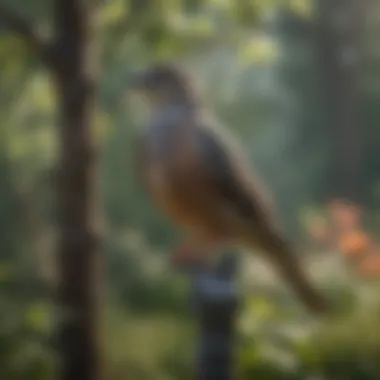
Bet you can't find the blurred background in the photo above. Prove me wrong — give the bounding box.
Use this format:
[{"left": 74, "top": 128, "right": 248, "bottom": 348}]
[{"left": 1, "top": 0, "right": 380, "bottom": 379}]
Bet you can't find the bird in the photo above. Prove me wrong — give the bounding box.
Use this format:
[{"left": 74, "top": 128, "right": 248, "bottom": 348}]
[{"left": 130, "top": 63, "right": 330, "bottom": 315}]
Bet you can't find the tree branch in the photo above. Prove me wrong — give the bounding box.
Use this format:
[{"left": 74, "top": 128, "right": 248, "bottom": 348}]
[{"left": 0, "top": 3, "right": 51, "bottom": 61}]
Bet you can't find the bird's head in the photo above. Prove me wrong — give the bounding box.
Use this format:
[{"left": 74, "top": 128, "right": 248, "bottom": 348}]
[{"left": 129, "top": 63, "right": 201, "bottom": 109}]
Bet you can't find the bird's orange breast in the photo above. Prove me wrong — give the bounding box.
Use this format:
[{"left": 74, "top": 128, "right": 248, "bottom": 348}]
[{"left": 144, "top": 151, "right": 231, "bottom": 239}]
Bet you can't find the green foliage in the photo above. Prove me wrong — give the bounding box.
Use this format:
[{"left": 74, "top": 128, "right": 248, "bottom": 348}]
[
  {"left": 1, "top": 0, "right": 380, "bottom": 379},
  {"left": 0, "top": 294, "right": 53, "bottom": 380},
  {"left": 237, "top": 284, "right": 380, "bottom": 380}
]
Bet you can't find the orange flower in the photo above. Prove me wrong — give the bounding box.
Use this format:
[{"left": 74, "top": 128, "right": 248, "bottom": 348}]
[
  {"left": 359, "top": 254, "right": 380, "bottom": 278},
  {"left": 337, "top": 230, "right": 372, "bottom": 259},
  {"left": 328, "top": 199, "right": 362, "bottom": 233}
]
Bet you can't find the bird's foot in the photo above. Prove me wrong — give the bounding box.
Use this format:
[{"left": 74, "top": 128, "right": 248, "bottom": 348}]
[
  {"left": 170, "top": 237, "right": 229, "bottom": 268},
  {"left": 170, "top": 241, "right": 206, "bottom": 267}
]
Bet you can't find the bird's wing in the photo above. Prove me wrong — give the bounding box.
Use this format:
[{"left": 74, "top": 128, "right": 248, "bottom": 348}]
[{"left": 197, "top": 125, "right": 274, "bottom": 226}]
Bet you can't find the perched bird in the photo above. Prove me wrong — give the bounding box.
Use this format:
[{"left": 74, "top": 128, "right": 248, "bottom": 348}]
[{"left": 131, "top": 63, "right": 329, "bottom": 314}]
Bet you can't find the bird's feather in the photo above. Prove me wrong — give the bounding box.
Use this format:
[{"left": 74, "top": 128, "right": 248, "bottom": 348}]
[{"left": 197, "top": 125, "right": 273, "bottom": 227}]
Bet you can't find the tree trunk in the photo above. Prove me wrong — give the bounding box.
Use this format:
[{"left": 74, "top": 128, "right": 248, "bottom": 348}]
[
  {"left": 315, "top": 0, "right": 365, "bottom": 203},
  {"left": 53, "top": 1, "right": 102, "bottom": 380},
  {"left": 0, "top": 1, "right": 102, "bottom": 379}
]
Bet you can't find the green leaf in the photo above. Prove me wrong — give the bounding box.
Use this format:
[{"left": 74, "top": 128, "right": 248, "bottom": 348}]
[
  {"left": 0, "top": 262, "right": 11, "bottom": 282},
  {"left": 289, "top": 0, "right": 314, "bottom": 18},
  {"left": 239, "top": 36, "right": 279, "bottom": 66},
  {"left": 26, "top": 303, "right": 50, "bottom": 331},
  {"left": 96, "top": 0, "right": 129, "bottom": 28}
]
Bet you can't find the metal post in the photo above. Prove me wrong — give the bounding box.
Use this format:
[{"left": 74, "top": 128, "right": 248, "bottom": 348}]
[{"left": 176, "top": 253, "right": 240, "bottom": 380}]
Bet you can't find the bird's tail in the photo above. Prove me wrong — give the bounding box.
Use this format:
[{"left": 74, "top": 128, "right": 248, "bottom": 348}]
[{"left": 245, "top": 227, "right": 330, "bottom": 315}]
